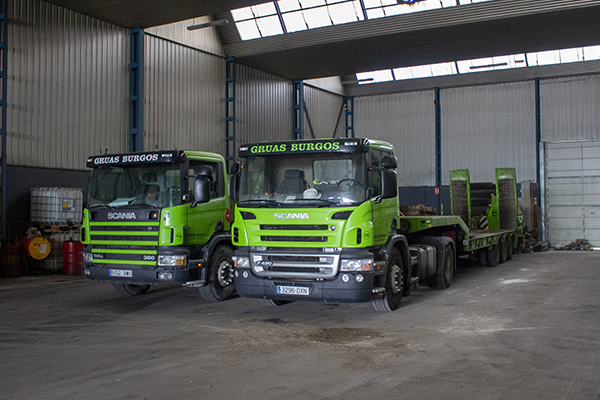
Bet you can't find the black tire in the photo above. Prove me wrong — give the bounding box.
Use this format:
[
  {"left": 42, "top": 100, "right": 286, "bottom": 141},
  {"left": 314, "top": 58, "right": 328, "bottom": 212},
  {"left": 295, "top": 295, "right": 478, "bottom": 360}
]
[
  {"left": 199, "top": 246, "right": 236, "bottom": 302},
  {"left": 499, "top": 239, "right": 508, "bottom": 264},
  {"left": 430, "top": 244, "right": 454, "bottom": 289},
  {"left": 506, "top": 235, "right": 514, "bottom": 261},
  {"left": 259, "top": 298, "right": 290, "bottom": 306},
  {"left": 487, "top": 244, "right": 500, "bottom": 267},
  {"left": 112, "top": 283, "right": 151, "bottom": 296},
  {"left": 372, "top": 247, "right": 404, "bottom": 312},
  {"left": 478, "top": 248, "right": 489, "bottom": 267}
]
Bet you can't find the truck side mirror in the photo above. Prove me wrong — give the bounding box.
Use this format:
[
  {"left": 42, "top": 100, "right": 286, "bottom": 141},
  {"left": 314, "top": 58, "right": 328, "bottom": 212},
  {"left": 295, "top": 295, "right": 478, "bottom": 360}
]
[
  {"left": 382, "top": 155, "right": 398, "bottom": 169},
  {"left": 190, "top": 165, "right": 213, "bottom": 207},
  {"left": 381, "top": 169, "right": 398, "bottom": 199},
  {"left": 191, "top": 178, "right": 210, "bottom": 207}
]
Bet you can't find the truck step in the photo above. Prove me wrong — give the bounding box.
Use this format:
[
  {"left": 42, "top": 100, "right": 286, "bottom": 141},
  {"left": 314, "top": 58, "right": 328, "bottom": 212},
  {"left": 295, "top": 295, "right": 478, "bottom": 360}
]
[{"left": 183, "top": 280, "right": 206, "bottom": 287}]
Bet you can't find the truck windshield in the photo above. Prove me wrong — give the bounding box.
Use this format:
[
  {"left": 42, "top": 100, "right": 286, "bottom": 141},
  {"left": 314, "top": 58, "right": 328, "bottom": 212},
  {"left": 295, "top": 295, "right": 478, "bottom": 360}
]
[
  {"left": 88, "top": 164, "right": 182, "bottom": 208},
  {"left": 238, "top": 152, "right": 366, "bottom": 207}
]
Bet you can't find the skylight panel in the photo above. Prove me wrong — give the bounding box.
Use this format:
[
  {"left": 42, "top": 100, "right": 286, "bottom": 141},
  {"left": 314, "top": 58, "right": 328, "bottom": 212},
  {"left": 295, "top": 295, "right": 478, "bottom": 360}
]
[
  {"left": 303, "top": 6, "right": 333, "bottom": 28},
  {"left": 253, "top": 2, "right": 278, "bottom": 17},
  {"left": 278, "top": 0, "right": 302, "bottom": 12},
  {"left": 282, "top": 11, "right": 308, "bottom": 32},
  {"left": 356, "top": 70, "right": 393, "bottom": 84},
  {"left": 559, "top": 48, "right": 581, "bottom": 63},
  {"left": 235, "top": 20, "right": 262, "bottom": 40},
  {"left": 300, "top": 0, "right": 327, "bottom": 8},
  {"left": 583, "top": 45, "right": 600, "bottom": 61},
  {"left": 256, "top": 15, "right": 285, "bottom": 36},
  {"left": 231, "top": 7, "right": 254, "bottom": 21},
  {"left": 328, "top": 2, "right": 360, "bottom": 24}
]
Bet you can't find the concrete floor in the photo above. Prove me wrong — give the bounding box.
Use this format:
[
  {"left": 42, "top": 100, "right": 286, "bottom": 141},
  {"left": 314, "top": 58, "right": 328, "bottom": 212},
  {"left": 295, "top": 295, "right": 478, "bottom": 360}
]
[{"left": 1, "top": 251, "right": 600, "bottom": 400}]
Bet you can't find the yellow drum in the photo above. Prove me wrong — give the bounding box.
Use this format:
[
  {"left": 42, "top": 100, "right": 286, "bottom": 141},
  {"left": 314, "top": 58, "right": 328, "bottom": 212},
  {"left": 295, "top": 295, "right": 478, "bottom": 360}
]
[{"left": 26, "top": 237, "right": 51, "bottom": 260}]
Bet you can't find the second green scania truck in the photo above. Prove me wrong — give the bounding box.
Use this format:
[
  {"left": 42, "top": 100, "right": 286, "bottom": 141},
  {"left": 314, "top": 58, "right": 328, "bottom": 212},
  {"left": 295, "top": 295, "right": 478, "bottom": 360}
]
[
  {"left": 231, "top": 137, "right": 521, "bottom": 311},
  {"left": 81, "top": 150, "right": 236, "bottom": 301}
]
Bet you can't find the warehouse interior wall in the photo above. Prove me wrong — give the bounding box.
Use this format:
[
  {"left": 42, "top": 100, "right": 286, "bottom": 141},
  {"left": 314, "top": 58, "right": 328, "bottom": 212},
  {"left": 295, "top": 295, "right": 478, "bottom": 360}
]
[{"left": 5, "top": 0, "right": 600, "bottom": 240}]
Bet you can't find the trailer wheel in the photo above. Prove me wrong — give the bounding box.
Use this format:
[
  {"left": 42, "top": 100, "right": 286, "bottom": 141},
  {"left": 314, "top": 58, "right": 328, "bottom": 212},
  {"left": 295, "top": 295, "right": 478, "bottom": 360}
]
[
  {"left": 199, "top": 246, "right": 236, "bottom": 302},
  {"left": 112, "top": 283, "right": 151, "bottom": 296},
  {"left": 487, "top": 244, "right": 500, "bottom": 267},
  {"left": 506, "top": 235, "right": 514, "bottom": 261},
  {"left": 430, "top": 244, "right": 454, "bottom": 289},
  {"left": 499, "top": 239, "right": 508, "bottom": 264},
  {"left": 259, "top": 298, "right": 290, "bottom": 306},
  {"left": 372, "top": 247, "right": 404, "bottom": 312},
  {"left": 478, "top": 248, "right": 489, "bottom": 267}
]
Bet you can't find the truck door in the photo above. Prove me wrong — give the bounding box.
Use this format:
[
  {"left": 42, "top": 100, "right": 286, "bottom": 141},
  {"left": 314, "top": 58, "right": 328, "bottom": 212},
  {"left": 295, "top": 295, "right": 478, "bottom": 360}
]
[
  {"left": 370, "top": 148, "right": 398, "bottom": 246},
  {"left": 187, "top": 160, "right": 228, "bottom": 245}
]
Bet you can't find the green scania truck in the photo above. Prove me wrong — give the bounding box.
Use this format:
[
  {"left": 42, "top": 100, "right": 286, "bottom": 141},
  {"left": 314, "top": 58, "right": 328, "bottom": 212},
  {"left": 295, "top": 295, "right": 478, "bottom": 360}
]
[
  {"left": 81, "top": 150, "right": 236, "bottom": 301},
  {"left": 231, "top": 137, "right": 521, "bottom": 311}
]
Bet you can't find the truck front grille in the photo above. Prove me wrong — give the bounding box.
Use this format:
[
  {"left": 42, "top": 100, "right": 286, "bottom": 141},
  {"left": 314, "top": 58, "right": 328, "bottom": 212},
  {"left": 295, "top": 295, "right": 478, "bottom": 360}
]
[{"left": 251, "top": 250, "right": 340, "bottom": 279}]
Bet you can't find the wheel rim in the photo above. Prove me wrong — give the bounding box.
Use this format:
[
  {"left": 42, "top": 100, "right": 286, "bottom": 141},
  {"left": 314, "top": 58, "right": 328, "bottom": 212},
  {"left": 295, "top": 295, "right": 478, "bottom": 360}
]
[
  {"left": 216, "top": 259, "right": 234, "bottom": 288},
  {"left": 390, "top": 263, "right": 403, "bottom": 295}
]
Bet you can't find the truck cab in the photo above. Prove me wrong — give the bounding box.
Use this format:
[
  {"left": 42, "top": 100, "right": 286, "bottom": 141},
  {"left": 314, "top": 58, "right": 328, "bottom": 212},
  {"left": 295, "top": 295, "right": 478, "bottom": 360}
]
[
  {"left": 231, "top": 138, "right": 409, "bottom": 310},
  {"left": 81, "top": 150, "right": 235, "bottom": 301}
]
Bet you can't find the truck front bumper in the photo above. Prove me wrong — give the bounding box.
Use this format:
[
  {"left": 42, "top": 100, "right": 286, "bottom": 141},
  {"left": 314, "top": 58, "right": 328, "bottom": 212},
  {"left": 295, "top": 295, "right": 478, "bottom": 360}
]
[
  {"left": 83, "top": 264, "right": 199, "bottom": 285},
  {"left": 234, "top": 268, "right": 375, "bottom": 303}
]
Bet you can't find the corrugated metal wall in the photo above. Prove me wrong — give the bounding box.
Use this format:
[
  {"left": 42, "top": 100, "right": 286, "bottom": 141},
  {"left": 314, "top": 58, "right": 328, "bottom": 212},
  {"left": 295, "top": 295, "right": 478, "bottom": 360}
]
[
  {"left": 144, "top": 34, "right": 225, "bottom": 154},
  {"left": 355, "top": 91, "right": 436, "bottom": 186},
  {"left": 541, "top": 75, "right": 600, "bottom": 142},
  {"left": 235, "top": 63, "right": 293, "bottom": 144},
  {"left": 304, "top": 85, "right": 345, "bottom": 139},
  {"left": 145, "top": 17, "right": 226, "bottom": 57},
  {"left": 8, "top": 0, "right": 130, "bottom": 170},
  {"left": 442, "top": 82, "right": 537, "bottom": 184}
]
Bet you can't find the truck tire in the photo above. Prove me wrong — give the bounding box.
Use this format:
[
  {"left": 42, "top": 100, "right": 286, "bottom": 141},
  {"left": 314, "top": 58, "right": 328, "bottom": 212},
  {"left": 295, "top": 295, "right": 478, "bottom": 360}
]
[
  {"left": 430, "top": 244, "right": 454, "bottom": 289},
  {"left": 372, "top": 247, "right": 404, "bottom": 312},
  {"left": 199, "top": 246, "right": 236, "bottom": 302},
  {"left": 478, "top": 248, "right": 489, "bottom": 267},
  {"left": 487, "top": 244, "right": 500, "bottom": 267},
  {"left": 499, "top": 239, "right": 508, "bottom": 264},
  {"left": 506, "top": 235, "right": 514, "bottom": 261},
  {"left": 112, "top": 283, "right": 151, "bottom": 296}
]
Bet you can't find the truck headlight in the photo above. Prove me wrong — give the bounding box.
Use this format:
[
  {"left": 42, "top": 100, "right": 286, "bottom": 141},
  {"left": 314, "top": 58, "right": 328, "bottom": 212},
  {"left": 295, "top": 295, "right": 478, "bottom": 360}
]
[
  {"left": 341, "top": 258, "right": 373, "bottom": 272},
  {"left": 158, "top": 255, "right": 186, "bottom": 266},
  {"left": 233, "top": 256, "right": 250, "bottom": 269},
  {"left": 84, "top": 253, "right": 93, "bottom": 263}
]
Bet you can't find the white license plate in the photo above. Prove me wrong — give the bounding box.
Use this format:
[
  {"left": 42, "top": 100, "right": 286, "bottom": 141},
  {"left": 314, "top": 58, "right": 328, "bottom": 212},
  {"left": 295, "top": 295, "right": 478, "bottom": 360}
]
[
  {"left": 109, "top": 269, "right": 133, "bottom": 277},
  {"left": 277, "top": 285, "right": 309, "bottom": 296}
]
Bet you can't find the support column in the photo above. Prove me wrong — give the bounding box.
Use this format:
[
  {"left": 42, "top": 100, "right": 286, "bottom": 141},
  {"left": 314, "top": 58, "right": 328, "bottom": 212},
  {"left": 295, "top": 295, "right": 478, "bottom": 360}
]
[
  {"left": 130, "top": 29, "right": 144, "bottom": 152},
  {"left": 225, "top": 57, "right": 236, "bottom": 172},
  {"left": 435, "top": 87, "right": 441, "bottom": 215},
  {"left": 344, "top": 96, "right": 354, "bottom": 138},
  {"left": 1, "top": 0, "right": 8, "bottom": 239},
  {"left": 293, "top": 80, "right": 303, "bottom": 140}
]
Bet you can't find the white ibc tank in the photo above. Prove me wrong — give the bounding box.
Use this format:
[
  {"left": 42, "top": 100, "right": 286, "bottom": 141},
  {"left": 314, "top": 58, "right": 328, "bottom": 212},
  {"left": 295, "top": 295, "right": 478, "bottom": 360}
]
[{"left": 30, "top": 187, "right": 83, "bottom": 225}]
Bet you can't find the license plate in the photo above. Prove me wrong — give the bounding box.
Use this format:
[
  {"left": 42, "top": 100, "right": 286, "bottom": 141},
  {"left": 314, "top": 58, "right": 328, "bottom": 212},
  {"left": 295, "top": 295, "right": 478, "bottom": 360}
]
[
  {"left": 109, "top": 269, "right": 133, "bottom": 277},
  {"left": 277, "top": 285, "right": 309, "bottom": 296}
]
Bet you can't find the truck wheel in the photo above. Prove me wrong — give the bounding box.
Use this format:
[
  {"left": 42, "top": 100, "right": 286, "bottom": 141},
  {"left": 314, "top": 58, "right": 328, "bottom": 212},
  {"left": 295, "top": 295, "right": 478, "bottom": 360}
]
[
  {"left": 112, "top": 283, "right": 151, "bottom": 296},
  {"left": 199, "top": 246, "right": 236, "bottom": 302},
  {"left": 499, "top": 239, "right": 508, "bottom": 264},
  {"left": 430, "top": 244, "right": 454, "bottom": 289},
  {"left": 478, "top": 248, "right": 489, "bottom": 267},
  {"left": 506, "top": 235, "right": 514, "bottom": 261},
  {"left": 372, "top": 247, "right": 404, "bottom": 312},
  {"left": 487, "top": 244, "right": 500, "bottom": 267},
  {"left": 259, "top": 298, "right": 290, "bottom": 306}
]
